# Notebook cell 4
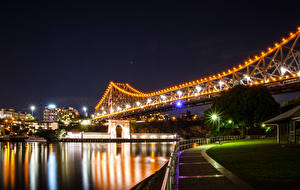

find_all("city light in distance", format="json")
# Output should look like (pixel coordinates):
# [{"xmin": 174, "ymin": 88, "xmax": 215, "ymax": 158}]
[
  {"xmin": 175, "ymin": 100, "xmax": 183, "ymax": 108},
  {"xmin": 82, "ymin": 106, "xmax": 87, "ymax": 112},
  {"xmin": 136, "ymin": 101, "xmax": 141, "ymax": 106}
]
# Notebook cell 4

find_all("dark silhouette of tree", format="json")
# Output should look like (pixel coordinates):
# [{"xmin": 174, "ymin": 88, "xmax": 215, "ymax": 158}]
[{"xmin": 205, "ymin": 85, "xmax": 280, "ymax": 137}]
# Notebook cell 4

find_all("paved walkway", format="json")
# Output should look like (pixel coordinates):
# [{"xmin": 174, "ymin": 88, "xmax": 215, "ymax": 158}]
[{"xmin": 175, "ymin": 145, "xmax": 254, "ymax": 190}]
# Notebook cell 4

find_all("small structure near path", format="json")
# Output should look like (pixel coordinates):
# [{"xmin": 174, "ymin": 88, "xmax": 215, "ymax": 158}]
[{"xmin": 264, "ymin": 105, "xmax": 300, "ymax": 144}]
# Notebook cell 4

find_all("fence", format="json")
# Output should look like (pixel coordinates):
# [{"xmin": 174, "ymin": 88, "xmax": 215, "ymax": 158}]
[{"xmin": 161, "ymin": 136, "xmax": 240, "ymax": 190}]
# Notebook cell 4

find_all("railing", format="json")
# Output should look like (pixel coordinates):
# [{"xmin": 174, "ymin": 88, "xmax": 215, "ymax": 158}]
[{"xmin": 161, "ymin": 136, "xmax": 240, "ymax": 190}]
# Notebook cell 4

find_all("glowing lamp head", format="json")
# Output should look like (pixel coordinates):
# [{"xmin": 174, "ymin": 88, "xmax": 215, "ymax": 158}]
[
  {"xmin": 48, "ymin": 104, "xmax": 56, "ymax": 109},
  {"xmin": 211, "ymin": 114, "xmax": 218, "ymax": 121},
  {"xmin": 219, "ymin": 81, "xmax": 225, "ymax": 86},
  {"xmin": 244, "ymin": 75, "xmax": 251, "ymax": 81},
  {"xmin": 147, "ymin": 98, "xmax": 152, "ymax": 104},
  {"xmin": 280, "ymin": 66, "xmax": 288, "ymax": 75},
  {"xmin": 30, "ymin": 105, "xmax": 35, "ymax": 111},
  {"xmin": 160, "ymin": 95, "xmax": 167, "ymax": 100},
  {"xmin": 82, "ymin": 106, "xmax": 87, "ymax": 112},
  {"xmin": 195, "ymin": 86, "xmax": 202, "ymax": 92},
  {"xmin": 228, "ymin": 120, "xmax": 232, "ymax": 124},
  {"xmin": 177, "ymin": 90, "xmax": 183, "ymax": 97}
]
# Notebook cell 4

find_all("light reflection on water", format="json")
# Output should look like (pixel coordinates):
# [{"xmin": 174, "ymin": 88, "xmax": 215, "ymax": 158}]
[{"xmin": 0, "ymin": 142, "xmax": 174, "ymax": 190}]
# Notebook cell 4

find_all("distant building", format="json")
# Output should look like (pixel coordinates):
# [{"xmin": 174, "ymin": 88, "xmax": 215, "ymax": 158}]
[
  {"xmin": 0, "ymin": 108, "xmax": 27, "ymax": 120},
  {"xmin": 43, "ymin": 107, "xmax": 56, "ymax": 122},
  {"xmin": 40, "ymin": 122, "xmax": 59, "ymax": 130},
  {"xmin": 43, "ymin": 106, "xmax": 79, "ymax": 124},
  {"xmin": 55, "ymin": 107, "xmax": 79, "ymax": 122}
]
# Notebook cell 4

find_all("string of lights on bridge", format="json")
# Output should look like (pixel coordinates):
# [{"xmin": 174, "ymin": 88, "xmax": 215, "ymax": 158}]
[{"xmin": 92, "ymin": 27, "xmax": 300, "ymax": 120}]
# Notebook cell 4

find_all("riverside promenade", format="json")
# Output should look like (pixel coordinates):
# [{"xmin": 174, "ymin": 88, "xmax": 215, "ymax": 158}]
[{"xmin": 175, "ymin": 145, "xmax": 254, "ymax": 190}]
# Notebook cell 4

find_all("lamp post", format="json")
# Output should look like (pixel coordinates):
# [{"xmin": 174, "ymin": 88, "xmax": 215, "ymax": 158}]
[{"xmin": 30, "ymin": 105, "xmax": 36, "ymax": 116}]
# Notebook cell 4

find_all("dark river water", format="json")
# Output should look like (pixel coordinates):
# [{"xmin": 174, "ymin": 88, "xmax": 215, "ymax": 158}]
[{"xmin": 0, "ymin": 142, "xmax": 174, "ymax": 190}]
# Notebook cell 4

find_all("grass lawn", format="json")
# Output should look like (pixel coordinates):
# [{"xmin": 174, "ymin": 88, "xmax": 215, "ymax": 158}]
[{"xmin": 206, "ymin": 138, "xmax": 300, "ymax": 189}]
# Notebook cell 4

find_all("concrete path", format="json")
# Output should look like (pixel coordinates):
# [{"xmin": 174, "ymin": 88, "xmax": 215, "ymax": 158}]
[{"xmin": 175, "ymin": 145, "xmax": 254, "ymax": 190}]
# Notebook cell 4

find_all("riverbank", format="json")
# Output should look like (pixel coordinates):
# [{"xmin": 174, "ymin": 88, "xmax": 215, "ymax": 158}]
[{"xmin": 131, "ymin": 162, "xmax": 167, "ymax": 190}]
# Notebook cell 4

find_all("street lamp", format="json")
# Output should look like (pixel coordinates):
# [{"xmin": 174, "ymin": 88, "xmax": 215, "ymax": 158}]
[
  {"xmin": 30, "ymin": 105, "xmax": 36, "ymax": 116},
  {"xmin": 82, "ymin": 106, "xmax": 88, "ymax": 117},
  {"xmin": 211, "ymin": 114, "xmax": 218, "ymax": 121}
]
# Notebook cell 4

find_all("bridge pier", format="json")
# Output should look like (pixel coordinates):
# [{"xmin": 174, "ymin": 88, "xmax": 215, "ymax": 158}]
[{"xmin": 108, "ymin": 119, "xmax": 130, "ymax": 139}]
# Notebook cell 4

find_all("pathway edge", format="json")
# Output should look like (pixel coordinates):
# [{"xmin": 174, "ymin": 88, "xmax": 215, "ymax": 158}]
[{"xmin": 200, "ymin": 145, "xmax": 255, "ymax": 190}]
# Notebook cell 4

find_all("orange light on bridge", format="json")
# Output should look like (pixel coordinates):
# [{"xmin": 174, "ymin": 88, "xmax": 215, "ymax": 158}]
[
  {"xmin": 282, "ymin": 38, "xmax": 287, "ymax": 42},
  {"xmin": 268, "ymin": 47, "xmax": 273, "ymax": 52}
]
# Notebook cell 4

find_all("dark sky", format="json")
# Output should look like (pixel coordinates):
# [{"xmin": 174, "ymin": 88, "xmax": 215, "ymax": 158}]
[{"xmin": 0, "ymin": 1, "xmax": 299, "ymax": 115}]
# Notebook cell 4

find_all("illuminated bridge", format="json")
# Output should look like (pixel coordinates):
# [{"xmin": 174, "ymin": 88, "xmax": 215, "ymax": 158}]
[{"xmin": 93, "ymin": 27, "xmax": 300, "ymax": 120}]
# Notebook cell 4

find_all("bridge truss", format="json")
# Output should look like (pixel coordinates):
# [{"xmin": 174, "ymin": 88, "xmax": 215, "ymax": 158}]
[{"xmin": 93, "ymin": 27, "xmax": 300, "ymax": 120}]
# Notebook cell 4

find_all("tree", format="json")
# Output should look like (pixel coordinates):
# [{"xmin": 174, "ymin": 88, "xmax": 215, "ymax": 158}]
[{"xmin": 205, "ymin": 85, "xmax": 280, "ymax": 137}]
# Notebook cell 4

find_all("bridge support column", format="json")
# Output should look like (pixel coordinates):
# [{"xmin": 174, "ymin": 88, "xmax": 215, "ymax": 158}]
[{"xmin": 108, "ymin": 119, "xmax": 130, "ymax": 139}]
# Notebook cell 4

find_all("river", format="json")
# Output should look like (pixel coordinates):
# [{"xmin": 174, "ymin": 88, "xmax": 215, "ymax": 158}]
[{"xmin": 0, "ymin": 142, "xmax": 174, "ymax": 190}]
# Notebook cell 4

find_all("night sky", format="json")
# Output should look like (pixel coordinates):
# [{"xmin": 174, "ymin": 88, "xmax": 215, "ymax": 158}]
[{"xmin": 0, "ymin": 1, "xmax": 299, "ymax": 115}]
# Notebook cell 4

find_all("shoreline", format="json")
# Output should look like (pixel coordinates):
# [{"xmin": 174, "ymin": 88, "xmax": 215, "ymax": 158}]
[
  {"xmin": 131, "ymin": 162, "xmax": 168, "ymax": 190},
  {"xmin": 0, "ymin": 137, "xmax": 178, "ymax": 143}
]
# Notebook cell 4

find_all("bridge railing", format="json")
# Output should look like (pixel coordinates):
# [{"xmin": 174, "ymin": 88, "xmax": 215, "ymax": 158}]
[{"xmin": 161, "ymin": 135, "xmax": 240, "ymax": 190}]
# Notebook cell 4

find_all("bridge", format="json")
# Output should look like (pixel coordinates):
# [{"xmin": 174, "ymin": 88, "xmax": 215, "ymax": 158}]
[{"xmin": 92, "ymin": 27, "xmax": 300, "ymax": 120}]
